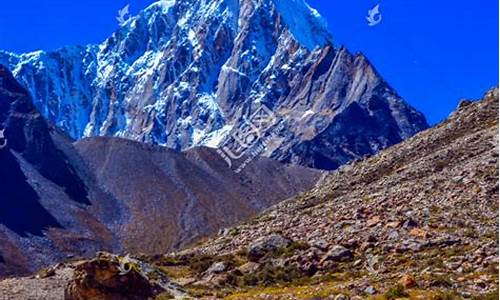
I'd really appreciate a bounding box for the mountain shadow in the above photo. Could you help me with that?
[0,65,89,205]
[0,147,61,236]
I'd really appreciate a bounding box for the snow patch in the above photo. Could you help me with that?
[203,124,233,148]
[198,93,220,115]
[192,124,234,148]
[178,116,192,127]
[147,0,176,13]
[188,29,198,46]
[301,109,315,119]
[222,65,247,77]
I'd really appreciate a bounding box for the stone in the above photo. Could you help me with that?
[431,237,460,247]
[302,262,318,276]
[386,221,401,228]
[320,260,335,270]
[409,228,429,239]
[218,228,229,236]
[366,235,377,243]
[237,262,260,274]
[205,262,227,275]
[311,239,329,251]
[401,274,417,288]
[334,294,349,300]
[64,253,166,300]
[364,286,376,295]
[198,273,230,288]
[353,259,363,267]
[403,218,419,228]
[36,267,56,279]
[458,100,473,109]
[247,234,292,262]
[388,230,400,240]
[360,242,375,251]
[322,245,353,262]
[367,216,381,227]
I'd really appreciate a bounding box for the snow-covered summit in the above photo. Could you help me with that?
[271,0,331,49]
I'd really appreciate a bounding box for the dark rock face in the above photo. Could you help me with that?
[0,0,428,170]
[0,148,61,236]
[0,65,86,236]
[0,65,118,277]
[281,97,428,170]
[0,65,89,205]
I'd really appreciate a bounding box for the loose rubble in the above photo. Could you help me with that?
[176,89,499,299]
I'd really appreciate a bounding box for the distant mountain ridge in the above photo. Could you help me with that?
[73,136,322,254]
[0,0,428,170]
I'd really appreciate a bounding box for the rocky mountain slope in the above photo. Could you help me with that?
[0,65,119,277]
[176,88,498,299]
[73,137,322,254]
[3,88,492,299]
[0,65,321,278]
[0,0,428,170]
[172,88,497,299]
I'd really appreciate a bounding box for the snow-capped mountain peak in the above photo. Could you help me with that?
[0,0,427,170]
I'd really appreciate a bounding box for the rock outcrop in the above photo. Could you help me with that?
[65,252,186,300]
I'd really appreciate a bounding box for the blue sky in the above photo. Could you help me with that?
[0,0,497,124]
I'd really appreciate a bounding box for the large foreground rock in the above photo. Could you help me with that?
[65,252,185,300]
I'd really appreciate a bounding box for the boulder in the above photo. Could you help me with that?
[205,261,227,275]
[237,262,260,274]
[247,234,292,262]
[401,274,417,288]
[311,239,329,251]
[64,252,182,300]
[364,286,377,295]
[321,245,353,262]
